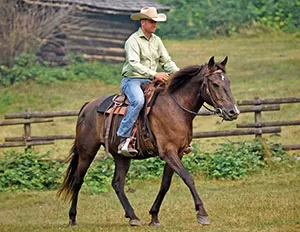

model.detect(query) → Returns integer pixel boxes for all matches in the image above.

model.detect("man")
[117,7,180,156]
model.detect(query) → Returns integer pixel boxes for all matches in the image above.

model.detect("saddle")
[97,79,165,158]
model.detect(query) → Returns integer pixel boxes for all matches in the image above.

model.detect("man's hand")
[154,72,169,82]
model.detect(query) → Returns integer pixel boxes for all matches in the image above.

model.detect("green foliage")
[0,53,122,86]
[82,158,115,194]
[193,141,266,179]
[0,140,288,193]
[0,54,40,86]
[0,89,15,114]
[0,150,64,191]
[157,0,300,38]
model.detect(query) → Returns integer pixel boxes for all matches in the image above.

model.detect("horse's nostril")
[229,110,236,116]
[229,106,239,116]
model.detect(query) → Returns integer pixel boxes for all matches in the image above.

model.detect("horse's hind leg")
[68,156,93,225]
[112,156,141,226]
[68,139,100,225]
[149,163,174,226]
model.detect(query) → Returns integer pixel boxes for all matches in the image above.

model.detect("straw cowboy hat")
[130,7,167,22]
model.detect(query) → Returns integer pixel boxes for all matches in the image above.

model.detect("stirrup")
[183,144,193,154]
[118,138,138,157]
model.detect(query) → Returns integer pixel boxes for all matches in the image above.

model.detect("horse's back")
[76,96,110,134]
[78,96,111,117]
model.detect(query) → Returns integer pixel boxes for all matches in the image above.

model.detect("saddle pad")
[97,94,116,113]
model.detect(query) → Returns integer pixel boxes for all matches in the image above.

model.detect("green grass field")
[0,33,299,156]
[0,33,300,231]
[0,160,299,232]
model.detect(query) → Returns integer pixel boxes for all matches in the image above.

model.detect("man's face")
[141,19,157,34]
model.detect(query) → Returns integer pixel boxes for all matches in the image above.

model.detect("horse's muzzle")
[220,105,239,121]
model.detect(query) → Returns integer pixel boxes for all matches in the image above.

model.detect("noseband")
[170,69,224,116]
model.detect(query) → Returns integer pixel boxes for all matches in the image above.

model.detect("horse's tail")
[57,141,79,202]
[57,102,90,201]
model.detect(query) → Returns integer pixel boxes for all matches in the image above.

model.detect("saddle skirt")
[97,79,165,158]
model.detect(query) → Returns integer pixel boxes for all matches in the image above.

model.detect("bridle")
[170,94,219,116]
[170,69,224,117]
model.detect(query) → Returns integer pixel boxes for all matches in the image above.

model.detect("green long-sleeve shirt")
[122,27,179,79]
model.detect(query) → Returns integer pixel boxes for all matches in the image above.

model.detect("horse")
[57,56,239,227]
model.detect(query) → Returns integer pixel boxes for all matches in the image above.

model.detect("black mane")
[167,65,204,93]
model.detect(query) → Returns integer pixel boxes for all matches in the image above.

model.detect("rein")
[169,69,224,116]
[170,93,218,116]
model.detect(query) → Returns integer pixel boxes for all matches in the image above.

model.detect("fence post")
[24,108,31,151]
[254,96,262,138]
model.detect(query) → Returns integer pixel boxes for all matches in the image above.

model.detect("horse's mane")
[167,65,204,93]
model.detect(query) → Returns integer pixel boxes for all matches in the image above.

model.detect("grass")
[0,33,299,231]
[1,33,300,157]
[0,159,299,232]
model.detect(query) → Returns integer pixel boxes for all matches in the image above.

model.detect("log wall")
[40,11,137,64]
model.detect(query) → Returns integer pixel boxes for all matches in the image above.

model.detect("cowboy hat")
[130,7,167,22]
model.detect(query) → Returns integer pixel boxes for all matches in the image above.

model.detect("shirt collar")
[137,27,152,40]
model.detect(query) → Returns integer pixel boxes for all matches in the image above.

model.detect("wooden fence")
[194,97,300,150]
[1,97,299,151]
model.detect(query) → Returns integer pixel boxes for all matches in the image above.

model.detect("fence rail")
[193,127,281,138]
[195,96,300,151]
[5,135,75,142]
[0,96,299,151]
[237,120,300,128]
[237,97,300,105]
[0,118,53,126]
[4,110,78,119]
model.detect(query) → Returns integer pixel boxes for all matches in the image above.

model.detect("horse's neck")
[173,77,204,116]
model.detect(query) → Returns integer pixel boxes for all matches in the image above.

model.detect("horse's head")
[201,56,239,121]
[167,56,239,121]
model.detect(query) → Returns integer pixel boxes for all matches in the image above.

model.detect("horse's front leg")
[112,156,141,226]
[149,163,174,226]
[163,149,210,225]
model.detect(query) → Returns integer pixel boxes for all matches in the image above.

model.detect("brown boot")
[118,137,138,157]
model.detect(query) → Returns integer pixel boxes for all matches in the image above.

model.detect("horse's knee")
[161,180,171,192]
[112,179,122,194]
[184,176,195,186]
[179,169,195,186]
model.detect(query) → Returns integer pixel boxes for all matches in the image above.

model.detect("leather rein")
[170,70,223,116]
[170,94,217,116]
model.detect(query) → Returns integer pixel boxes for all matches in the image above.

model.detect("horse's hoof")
[149,221,160,227]
[69,219,77,226]
[197,216,210,225]
[129,219,142,226]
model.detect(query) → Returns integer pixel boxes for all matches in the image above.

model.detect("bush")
[0,150,64,191]
[0,140,287,193]
[193,141,266,179]
[0,53,122,86]
[0,54,39,86]
[157,0,300,39]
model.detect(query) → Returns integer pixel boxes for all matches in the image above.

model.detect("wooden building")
[22,0,170,64]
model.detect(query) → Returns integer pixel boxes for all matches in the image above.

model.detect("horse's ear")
[208,56,215,69]
[221,56,228,67]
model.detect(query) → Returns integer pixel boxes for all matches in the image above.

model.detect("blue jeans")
[117,77,151,138]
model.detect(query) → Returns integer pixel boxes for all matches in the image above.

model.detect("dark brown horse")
[58,56,239,226]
